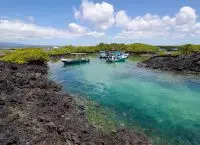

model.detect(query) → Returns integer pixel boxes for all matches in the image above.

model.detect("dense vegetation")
[48,43,159,56]
[0,48,48,64]
[0,44,199,62]
[48,43,199,56]
[178,44,200,54]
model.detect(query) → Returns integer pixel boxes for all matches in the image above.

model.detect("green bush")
[48,46,74,55]
[171,51,182,56]
[191,45,200,52]
[157,50,168,56]
[179,44,193,54]
[126,43,159,53]
[48,43,159,55]
[0,48,48,64]
[178,44,200,54]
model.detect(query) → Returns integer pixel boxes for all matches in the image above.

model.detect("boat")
[106,54,125,63]
[121,53,129,59]
[61,53,90,65]
[113,51,129,59]
[115,51,129,59]
[99,51,107,59]
[99,51,129,62]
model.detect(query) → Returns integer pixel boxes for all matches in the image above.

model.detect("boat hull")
[61,59,90,65]
[106,58,125,63]
[99,56,108,59]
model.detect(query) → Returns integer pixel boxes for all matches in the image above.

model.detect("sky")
[0,0,200,46]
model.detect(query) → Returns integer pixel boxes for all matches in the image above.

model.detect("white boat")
[99,51,107,58]
[121,53,129,59]
[106,55,125,63]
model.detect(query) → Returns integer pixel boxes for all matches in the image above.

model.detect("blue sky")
[0,0,200,45]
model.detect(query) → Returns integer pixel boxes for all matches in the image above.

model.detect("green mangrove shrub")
[126,43,159,53]
[157,50,168,56]
[179,44,193,54]
[178,44,200,54]
[48,43,159,55]
[0,48,48,64]
[171,51,182,56]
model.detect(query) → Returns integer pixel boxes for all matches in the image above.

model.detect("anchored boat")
[106,51,129,63]
[99,51,129,61]
[106,55,125,63]
[121,53,129,59]
[61,53,90,65]
[99,51,107,59]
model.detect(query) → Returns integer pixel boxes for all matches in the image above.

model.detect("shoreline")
[138,53,200,74]
[0,61,151,145]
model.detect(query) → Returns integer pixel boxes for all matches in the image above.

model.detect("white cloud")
[68,23,87,33]
[175,6,197,26]
[68,23,105,37]
[113,30,170,40]
[194,23,200,34]
[1,2,199,43]
[114,6,200,39]
[0,19,104,40]
[74,0,115,30]
[115,11,172,31]
[86,31,105,37]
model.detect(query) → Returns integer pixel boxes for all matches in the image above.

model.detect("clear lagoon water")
[48,56,200,145]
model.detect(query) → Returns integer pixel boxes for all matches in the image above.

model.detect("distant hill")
[0,42,58,49]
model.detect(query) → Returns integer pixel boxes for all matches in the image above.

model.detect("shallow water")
[48,56,200,145]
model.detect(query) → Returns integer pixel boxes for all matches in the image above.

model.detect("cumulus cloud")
[0,19,104,40]
[74,0,115,30]
[114,6,200,39]
[194,23,200,34]
[68,23,105,37]
[1,1,199,42]
[68,23,87,33]
[175,6,197,26]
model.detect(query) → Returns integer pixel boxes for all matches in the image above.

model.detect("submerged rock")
[138,53,200,74]
[0,61,151,145]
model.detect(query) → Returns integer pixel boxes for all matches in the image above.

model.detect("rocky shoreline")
[0,61,150,145]
[138,53,200,74]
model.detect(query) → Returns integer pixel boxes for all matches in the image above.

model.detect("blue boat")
[106,51,126,63]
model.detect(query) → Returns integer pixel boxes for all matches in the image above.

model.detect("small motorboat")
[61,53,90,65]
[106,55,125,63]
[121,53,129,59]
[113,51,129,59]
[99,51,107,59]
[61,58,90,64]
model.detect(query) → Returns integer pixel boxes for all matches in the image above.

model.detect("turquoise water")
[48,57,200,145]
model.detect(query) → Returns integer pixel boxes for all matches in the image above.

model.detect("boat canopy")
[70,53,87,57]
